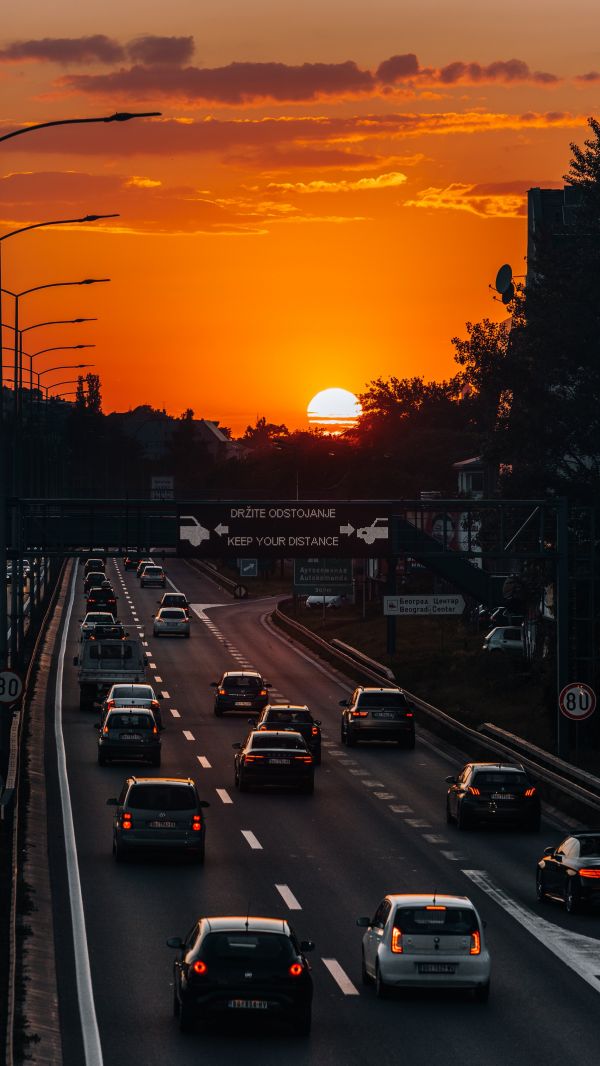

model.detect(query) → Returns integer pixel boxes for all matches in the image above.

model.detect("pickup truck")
[74,637,147,710]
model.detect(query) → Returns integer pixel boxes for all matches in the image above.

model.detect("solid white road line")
[322,959,360,996]
[216,788,233,804]
[182,730,195,741]
[197,755,211,768]
[170,709,181,719]
[241,830,263,850]
[463,868,600,994]
[275,884,302,910]
[55,562,104,1066]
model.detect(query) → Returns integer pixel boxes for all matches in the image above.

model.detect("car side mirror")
[300,940,315,952]
[356,917,370,928]
[106,798,118,806]
[199,800,210,809]
[445,776,456,784]
[543,846,554,856]
[314,720,321,726]
[73,656,79,666]
[232,742,242,749]
[166,937,184,949]
[339,700,348,707]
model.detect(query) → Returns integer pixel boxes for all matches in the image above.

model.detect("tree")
[242,416,289,448]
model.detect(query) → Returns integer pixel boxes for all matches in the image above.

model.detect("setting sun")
[307,388,362,433]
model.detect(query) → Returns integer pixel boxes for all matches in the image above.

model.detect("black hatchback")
[446,762,541,831]
[107,777,209,862]
[97,708,161,767]
[167,916,314,1034]
[211,671,271,716]
[255,704,322,764]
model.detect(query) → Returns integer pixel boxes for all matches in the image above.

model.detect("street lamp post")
[0,110,161,144]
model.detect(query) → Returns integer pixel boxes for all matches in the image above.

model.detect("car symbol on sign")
[179,515,211,546]
[356,517,389,545]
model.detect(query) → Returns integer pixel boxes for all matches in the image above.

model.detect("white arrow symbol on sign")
[340,523,355,536]
[214,523,229,536]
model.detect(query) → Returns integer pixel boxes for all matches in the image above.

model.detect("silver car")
[101,683,163,729]
[153,607,190,638]
[140,564,166,588]
[357,893,491,1000]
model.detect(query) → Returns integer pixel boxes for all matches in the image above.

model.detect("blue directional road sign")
[239,559,258,577]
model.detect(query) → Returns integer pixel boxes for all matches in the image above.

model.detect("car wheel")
[565,881,580,914]
[185,632,190,639]
[292,1007,311,1036]
[361,951,371,986]
[178,999,194,1033]
[194,842,205,865]
[346,730,356,748]
[536,870,548,903]
[375,963,387,999]
[98,753,107,766]
[214,706,223,717]
[154,631,160,638]
[457,804,472,830]
[474,981,490,1003]
[238,773,248,793]
[314,751,321,766]
[172,984,180,1017]
[113,837,125,862]
[446,800,454,825]
[341,724,347,745]
[151,754,161,768]
[302,778,315,795]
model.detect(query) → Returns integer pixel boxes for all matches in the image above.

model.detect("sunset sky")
[1,1,599,433]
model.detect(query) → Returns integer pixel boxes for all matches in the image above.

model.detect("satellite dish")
[495,264,513,294]
[501,282,515,305]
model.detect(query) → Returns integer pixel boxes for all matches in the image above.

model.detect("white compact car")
[482,626,524,656]
[357,893,491,1000]
[140,564,166,588]
[153,607,190,638]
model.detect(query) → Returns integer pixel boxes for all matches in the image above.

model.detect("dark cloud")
[0,35,124,65]
[376,54,420,84]
[126,36,194,65]
[574,71,600,83]
[438,59,559,85]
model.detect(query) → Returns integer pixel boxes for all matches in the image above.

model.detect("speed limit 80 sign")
[559,682,596,721]
[0,670,23,705]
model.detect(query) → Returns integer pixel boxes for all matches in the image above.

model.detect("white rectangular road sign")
[151,476,174,500]
[384,595,465,616]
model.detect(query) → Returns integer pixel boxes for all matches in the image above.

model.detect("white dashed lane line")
[361,780,384,788]
[145,651,152,658]
[154,676,163,683]
[216,788,233,805]
[170,709,181,719]
[161,690,170,699]
[197,756,211,768]
[390,805,413,814]
[322,959,359,996]
[183,730,195,741]
[275,884,302,910]
[423,834,448,844]
[405,819,432,828]
[442,851,467,861]
[149,662,157,669]
[241,830,263,850]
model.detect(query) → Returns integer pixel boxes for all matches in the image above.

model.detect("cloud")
[404,181,530,218]
[266,171,408,194]
[574,71,600,83]
[437,59,559,86]
[376,54,420,83]
[127,36,195,66]
[0,34,124,65]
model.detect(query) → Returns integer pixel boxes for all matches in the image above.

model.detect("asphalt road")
[46,557,600,1066]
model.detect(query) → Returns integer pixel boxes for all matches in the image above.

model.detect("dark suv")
[446,762,540,831]
[340,687,415,748]
[211,671,271,716]
[86,586,117,614]
[123,554,142,571]
[97,708,161,766]
[255,704,322,764]
[107,777,209,862]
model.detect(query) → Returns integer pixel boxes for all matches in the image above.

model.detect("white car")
[482,626,524,656]
[140,565,166,588]
[153,607,190,638]
[79,611,117,639]
[357,893,491,1000]
[179,515,210,547]
[356,517,389,545]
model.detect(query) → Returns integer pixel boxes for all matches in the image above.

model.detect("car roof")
[386,894,474,908]
[127,776,195,786]
[468,762,526,772]
[248,729,304,742]
[223,670,262,679]
[357,687,404,695]
[263,704,310,713]
[201,916,291,935]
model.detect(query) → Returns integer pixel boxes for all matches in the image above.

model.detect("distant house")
[452,456,496,499]
[117,406,241,461]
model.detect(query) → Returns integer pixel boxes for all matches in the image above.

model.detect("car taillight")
[470,931,481,955]
[260,689,267,697]
[524,787,536,797]
[580,869,600,879]
[152,700,159,710]
[391,928,403,953]
[192,960,207,975]
[468,786,481,796]
[107,700,115,709]
[405,712,414,718]
[152,725,158,734]
[192,815,202,832]
[289,962,303,976]
[218,688,226,696]
[102,724,109,734]
[245,754,265,762]
[294,755,313,764]
[121,813,132,830]
[311,726,319,736]
[351,710,368,718]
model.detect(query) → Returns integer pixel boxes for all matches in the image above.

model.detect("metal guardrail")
[185,557,238,594]
[272,606,600,817]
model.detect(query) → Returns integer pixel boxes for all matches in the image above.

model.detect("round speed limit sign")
[0,670,23,705]
[559,682,596,721]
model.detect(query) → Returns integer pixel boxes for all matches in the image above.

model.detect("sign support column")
[556,496,570,759]
[386,555,397,655]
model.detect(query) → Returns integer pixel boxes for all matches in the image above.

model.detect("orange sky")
[1,3,599,433]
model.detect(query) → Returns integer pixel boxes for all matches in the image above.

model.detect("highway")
[47,557,600,1066]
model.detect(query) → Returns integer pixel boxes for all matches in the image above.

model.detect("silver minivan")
[482,626,524,656]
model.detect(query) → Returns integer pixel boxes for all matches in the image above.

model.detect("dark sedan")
[167,916,314,1034]
[446,762,540,831]
[255,704,322,764]
[233,731,314,793]
[86,587,118,614]
[537,831,600,913]
[124,554,142,571]
[211,671,271,716]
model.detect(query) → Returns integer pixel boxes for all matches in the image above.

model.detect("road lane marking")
[374,792,396,800]
[154,675,162,683]
[56,562,104,1066]
[441,851,467,861]
[145,651,152,657]
[149,662,157,669]
[161,690,170,699]
[197,756,211,768]
[362,780,385,788]
[170,709,181,718]
[349,769,369,776]
[275,884,302,910]
[142,641,148,647]
[423,834,449,844]
[405,819,432,828]
[216,788,233,804]
[390,805,413,813]
[463,868,600,995]
[242,830,263,850]
[322,959,359,996]
[183,730,195,741]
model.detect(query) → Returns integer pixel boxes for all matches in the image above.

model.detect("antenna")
[245,904,250,931]
[433,888,437,905]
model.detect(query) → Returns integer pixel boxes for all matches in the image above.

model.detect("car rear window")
[578,836,600,857]
[89,644,133,660]
[472,772,528,789]
[144,567,162,574]
[266,710,312,724]
[251,734,305,750]
[107,713,153,730]
[164,595,186,606]
[357,693,408,709]
[127,784,196,810]
[202,933,294,962]
[395,907,478,935]
[160,609,185,619]
[112,686,152,699]
[224,676,262,691]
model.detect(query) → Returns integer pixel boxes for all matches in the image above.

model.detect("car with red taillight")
[233,730,314,793]
[86,586,117,614]
[100,683,163,730]
[536,830,600,912]
[340,687,415,749]
[123,553,142,571]
[167,915,314,1033]
[107,776,209,862]
[446,762,540,831]
[211,671,271,717]
[357,893,490,1000]
[254,704,322,764]
[96,707,161,766]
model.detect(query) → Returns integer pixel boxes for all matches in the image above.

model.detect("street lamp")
[38,362,95,380]
[21,344,96,396]
[0,110,161,144]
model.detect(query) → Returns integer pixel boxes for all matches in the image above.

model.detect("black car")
[167,916,314,1034]
[233,730,314,793]
[537,830,600,913]
[124,554,142,571]
[211,671,271,717]
[84,571,106,595]
[97,708,161,766]
[86,623,127,642]
[159,591,191,617]
[255,704,322,764]
[87,587,118,614]
[107,776,209,862]
[84,557,106,578]
[446,762,540,831]
[340,687,415,748]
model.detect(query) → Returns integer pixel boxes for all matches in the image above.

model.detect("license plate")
[269,758,290,765]
[228,1000,268,1010]
[235,701,252,707]
[491,793,515,800]
[418,963,457,974]
[148,820,176,828]
[373,711,396,719]
[120,734,141,741]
